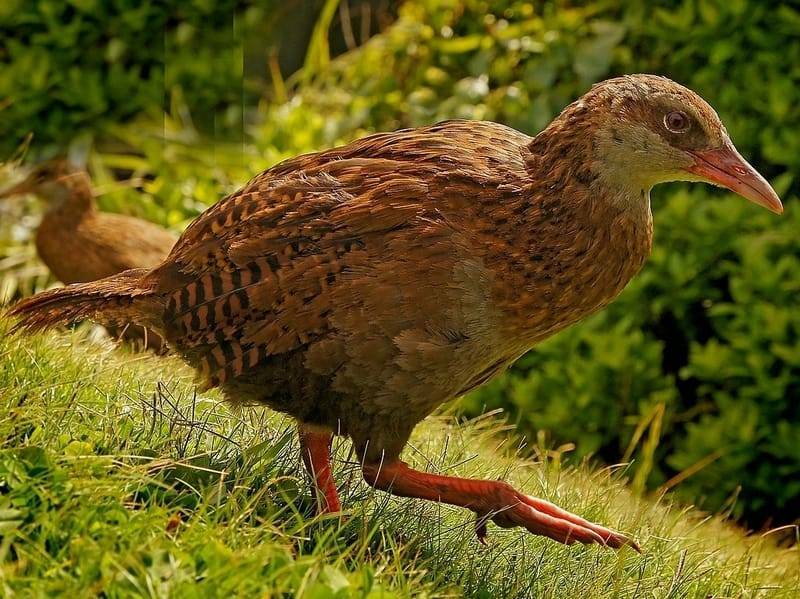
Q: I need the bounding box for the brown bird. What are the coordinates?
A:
[0,160,177,350]
[8,75,782,550]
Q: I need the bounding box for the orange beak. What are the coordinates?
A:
[686,141,783,214]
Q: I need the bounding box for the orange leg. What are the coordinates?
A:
[362,460,638,550]
[298,425,341,514]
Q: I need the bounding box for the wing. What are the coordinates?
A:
[152,121,531,389]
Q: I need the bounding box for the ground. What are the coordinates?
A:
[0,319,798,598]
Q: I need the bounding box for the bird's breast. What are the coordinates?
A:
[487,203,653,345]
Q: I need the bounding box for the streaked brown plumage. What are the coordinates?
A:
[8,75,782,550]
[0,160,177,350]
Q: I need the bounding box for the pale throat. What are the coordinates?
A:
[588,128,665,221]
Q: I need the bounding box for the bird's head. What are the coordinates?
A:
[577,74,782,214]
[0,159,93,206]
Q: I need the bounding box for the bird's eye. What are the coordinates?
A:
[31,168,50,183]
[664,111,690,133]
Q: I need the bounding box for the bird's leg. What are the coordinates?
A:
[298,424,341,514]
[362,460,638,550]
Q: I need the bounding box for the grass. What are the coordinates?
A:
[0,319,798,598]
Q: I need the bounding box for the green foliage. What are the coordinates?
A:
[265,1,628,144]
[0,0,280,157]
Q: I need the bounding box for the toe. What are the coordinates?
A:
[505,503,609,546]
[520,494,640,551]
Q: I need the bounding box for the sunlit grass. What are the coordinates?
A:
[0,319,798,597]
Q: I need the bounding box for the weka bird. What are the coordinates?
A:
[0,160,177,350]
[8,75,782,550]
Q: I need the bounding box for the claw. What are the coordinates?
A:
[475,514,490,544]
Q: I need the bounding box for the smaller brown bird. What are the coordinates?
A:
[0,160,177,350]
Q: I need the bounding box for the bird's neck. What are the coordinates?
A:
[45,187,96,223]
[525,116,654,228]
[526,95,657,218]
[485,123,654,345]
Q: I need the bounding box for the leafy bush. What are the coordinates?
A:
[0,0,280,157]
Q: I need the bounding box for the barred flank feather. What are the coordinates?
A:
[8,268,163,335]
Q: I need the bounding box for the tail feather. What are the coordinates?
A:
[7,268,163,335]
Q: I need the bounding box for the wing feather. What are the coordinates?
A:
[154,120,531,388]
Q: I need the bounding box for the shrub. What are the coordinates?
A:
[0,0,278,157]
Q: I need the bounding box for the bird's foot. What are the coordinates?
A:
[361,459,638,551]
[474,484,640,551]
